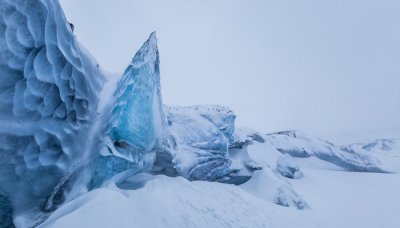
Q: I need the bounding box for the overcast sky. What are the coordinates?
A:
[60,0,400,144]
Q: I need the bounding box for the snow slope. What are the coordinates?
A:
[40,174,316,228]
[291,169,400,228]
[41,160,400,228]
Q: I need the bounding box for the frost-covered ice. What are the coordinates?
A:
[161,106,262,184]
[163,105,236,181]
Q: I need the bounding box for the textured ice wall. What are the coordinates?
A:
[89,32,166,188]
[164,105,237,181]
[0,0,104,226]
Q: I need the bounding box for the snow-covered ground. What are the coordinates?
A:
[41,141,400,228]
[292,169,400,228]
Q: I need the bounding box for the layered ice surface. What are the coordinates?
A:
[107,32,164,153]
[89,32,166,188]
[164,105,236,181]
[0,0,104,226]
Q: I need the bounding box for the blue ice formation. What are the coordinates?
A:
[0,0,104,226]
[89,32,166,188]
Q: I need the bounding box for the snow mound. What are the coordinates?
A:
[276,154,304,179]
[241,168,308,209]
[40,173,314,228]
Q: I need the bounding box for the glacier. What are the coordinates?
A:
[1,0,398,227]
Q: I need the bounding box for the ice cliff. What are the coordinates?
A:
[0,0,104,226]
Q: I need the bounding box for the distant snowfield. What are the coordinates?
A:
[41,142,400,228]
[292,169,400,228]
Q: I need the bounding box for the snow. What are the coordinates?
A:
[241,168,308,209]
[41,166,400,228]
[264,130,384,172]
[276,154,304,179]
[343,139,400,173]
[40,174,314,228]
[291,169,400,228]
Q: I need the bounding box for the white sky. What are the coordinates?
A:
[60,0,400,144]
